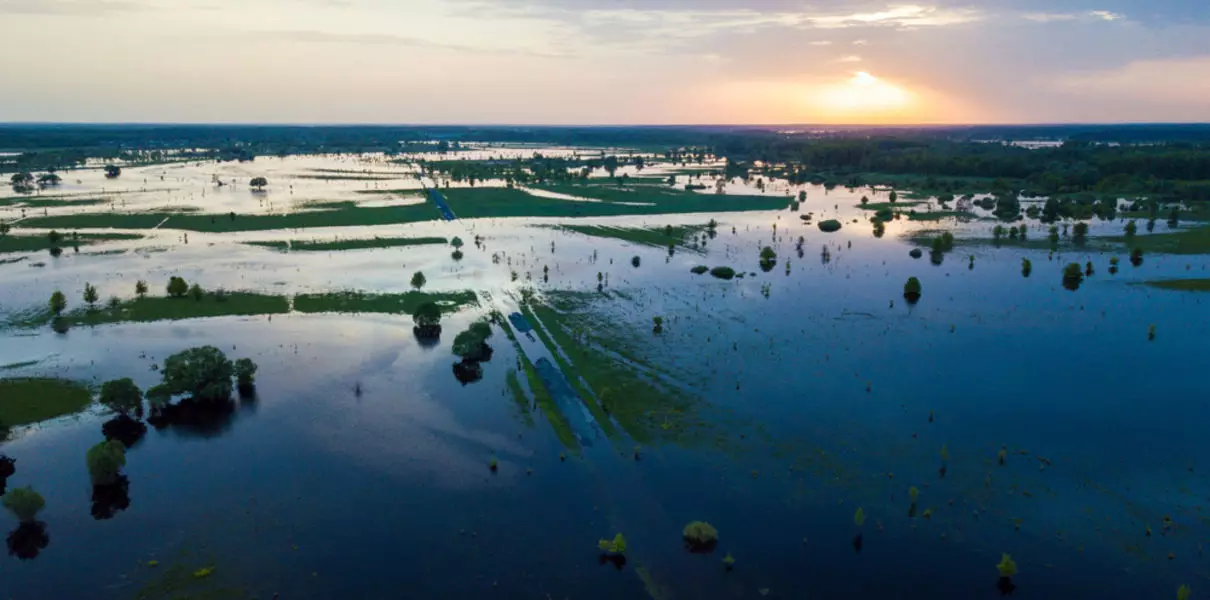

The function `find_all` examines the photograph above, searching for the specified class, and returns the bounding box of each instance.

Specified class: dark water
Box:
[1,204,1209,599]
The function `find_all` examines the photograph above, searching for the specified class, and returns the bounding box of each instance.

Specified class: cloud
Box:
[250,29,559,57]
[1022,10,1125,23]
[837,55,864,62]
[810,40,834,46]
[804,4,981,29]
[0,0,148,15]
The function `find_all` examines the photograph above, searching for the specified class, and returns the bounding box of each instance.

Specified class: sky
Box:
[0,0,1207,125]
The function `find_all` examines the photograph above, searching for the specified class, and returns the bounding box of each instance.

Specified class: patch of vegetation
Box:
[442,185,786,219]
[0,232,141,255]
[906,210,977,222]
[293,290,477,316]
[709,266,736,280]
[19,203,441,233]
[0,378,93,427]
[690,265,709,275]
[683,521,719,553]
[86,440,127,485]
[1103,225,1210,255]
[1,486,44,523]
[1140,279,1210,292]
[246,236,447,252]
[818,219,842,233]
[13,292,291,330]
[554,224,706,252]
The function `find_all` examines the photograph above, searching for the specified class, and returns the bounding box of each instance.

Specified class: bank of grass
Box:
[0,197,110,209]
[525,301,698,445]
[1140,279,1210,292]
[906,210,980,222]
[294,290,478,315]
[858,201,924,211]
[853,172,1005,197]
[441,185,786,220]
[0,378,93,427]
[1103,226,1210,255]
[246,236,447,252]
[6,290,477,330]
[532,182,787,213]
[554,224,707,252]
[0,232,141,254]
[498,314,578,449]
[18,203,442,232]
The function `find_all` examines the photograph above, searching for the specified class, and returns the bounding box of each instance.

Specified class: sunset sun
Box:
[812,71,915,122]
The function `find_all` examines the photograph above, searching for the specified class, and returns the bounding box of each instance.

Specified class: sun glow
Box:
[812,71,915,122]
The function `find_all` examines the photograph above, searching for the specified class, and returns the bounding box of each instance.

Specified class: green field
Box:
[0,232,142,254]
[1140,279,1210,292]
[247,236,447,252]
[554,224,708,251]
[0,378,93,427]
[293,290,478,315]
[906,210,980,222]
[1103,226,1210,255]
[18,204,442,232]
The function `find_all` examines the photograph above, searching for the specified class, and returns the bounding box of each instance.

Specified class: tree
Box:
[410,271,426,290]
[1124,220,1137,237]
[250,177,268,190]
[1072,222,1089,245]
[861,195,869,205]
[1062,262,1084,291]
[1131,247,1144,266]
[49,290,67,315]
[682,521,719,553]
[86,440,126,485]
[0,221,8,237]
[631,256,641,268]
[451,236,464,249]
[189,283,204,300]
[903,277,922,303]
[104,165,121,178]
[2,486,45,523]
[167,276,189,298]
[159,346,235,402]
[603,155,619,177]
[100,378,142,417]
[1021,258,1032,277]
[83,283,99,308]
[47,230,62,245]
[652,316,664,334]
[889,190,898,203]
[413,302,442,338]
[234,358,258,389]
[135,280,148,297]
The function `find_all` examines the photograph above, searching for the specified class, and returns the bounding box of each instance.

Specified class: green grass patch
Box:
[1103,226,1210,255]
[0,378,93,427]
[858,201,924,211]
[0,197,109,209]
[293,290,477,315]
[1140,279,1210,292]
[554,224,706,251]
[498,314,578,450]
[246,236,447,252]
[294,174,398,181]
[532,182,787,214]
[18,203,442,233]
[906,210,979,222]
[527,302,698,445]
[0,233,141,254]
[440,185,786,220]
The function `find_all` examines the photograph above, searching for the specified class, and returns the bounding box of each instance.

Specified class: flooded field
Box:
[2,148,1209,599]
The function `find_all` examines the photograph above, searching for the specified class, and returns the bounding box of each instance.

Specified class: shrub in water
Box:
[167,276,189,298]
[234,358,258,389]
[413,302,442,339]
[86,440,126,485]
[683,521,719,552]
[903,277,922,303]
[818,219,842,233]
[159,346,235,402]
[710,267,736,280]
[690,265,709,275]
[2,486,44,523]
[100,378,143,417]
[1062,263,1084,291]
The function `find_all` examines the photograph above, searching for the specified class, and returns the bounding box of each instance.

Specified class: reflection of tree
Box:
[148,396,249,439]
[996,577,1017,595]
[0,455,14,495]
[413,328,441,350]
[452,360,483,385]
[6,521,49,561]
[91,475,131,520]
[597,553,627,570]
[102,414,147,448]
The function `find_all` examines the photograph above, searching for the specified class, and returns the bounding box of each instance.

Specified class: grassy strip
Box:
[355,189,425,196]
[0,197,110,209]
[532,182,788,213]
[1103,226,1210,255]
[905,210,980,222]
[246,236,447,252]
[857,201,924,211]
[293,290,477,315]
[0,378,93,427]
[294,174,398,181]
[0,233,141,254]
[498,314,578,450]
[1140,279,1210,292]
[504,369,536,426]
[520,303,618,439]
[18,203,441,232]
[554,224,706,251]
[530,302,701,444]
[441,185,786,219]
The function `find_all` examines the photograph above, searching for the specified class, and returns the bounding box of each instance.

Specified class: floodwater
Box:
[1,151,1209,599]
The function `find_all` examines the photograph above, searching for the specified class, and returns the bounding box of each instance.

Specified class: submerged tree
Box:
[3,486,48,561]
[903,277,922,304]
[1062,262,1084,291]
[852,507,866,553]
[2,486,44,523]
[1124,220,1137,238]
[1130,247,1144,267]
[413,302,442,339]
[1021,258,1032,278]
[86,440,126,486]
[83,283,99,309]
[100,378,143,418]
[104,165,121,178]
[410,271,426,290]
[250,177,268,191]
[682,521,719,553]
[234,358,258,394]
[652,316,664,334]
[157,346,235,402]
[996,553,1019,595]
[49,290,67,315]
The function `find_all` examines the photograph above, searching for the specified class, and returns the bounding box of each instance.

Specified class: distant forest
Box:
[2,123,1209,201]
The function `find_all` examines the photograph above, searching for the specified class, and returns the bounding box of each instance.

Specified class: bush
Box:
[598,533,627,555]
[631,256,641,268]
[690,265,709,275]
[234,358,258,387]
[452,328,492,362]
[818,219,842,233]
[189,283,205,301]
[49,290,67,315]
[903,277,922,301]
[250,177,268,189]
[759,246,777,261]
[135,280,148,297]
[1131,247,1144,266]
[909,248,923,259]
[451,250,463,261]
[875,208,893,222]
[410,271,426,290]
[413,302,442,328]
[683,521,719,552]
[451,237,464,249]
[1124,220,1137,237]
[652,316,663,334]
[83,283,99,307]
[100,378,143,417]
[167,276,189,298]
[709,266,736,280]
[159,346,235,402]
[86,440,126,485]
[1021,258,1032,277]
[1,486,45,523]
